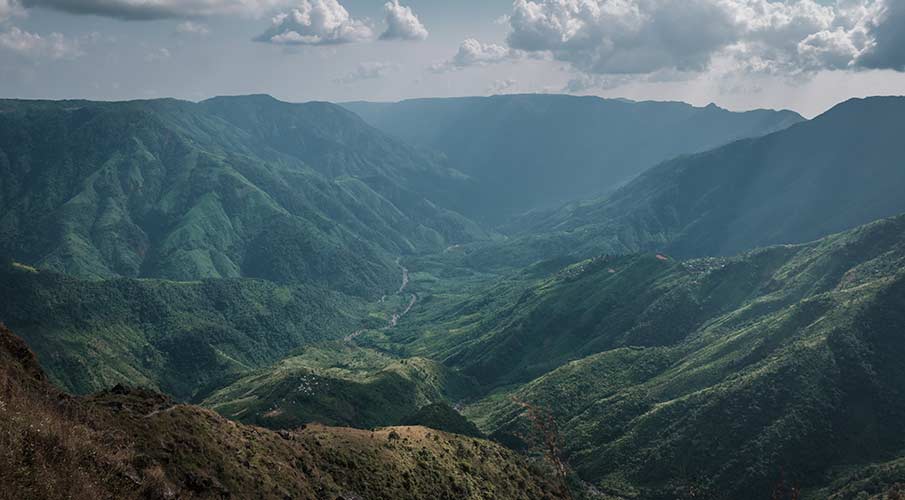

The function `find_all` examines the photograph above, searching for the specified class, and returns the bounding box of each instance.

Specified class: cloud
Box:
[19,0,289,20]
[857,0,905,71]
[176,21,211,36]
[487,78,518,93]
[431,38,515,72]
[380,0,427,41]
[503,0,905,78]
[0,25,84,59]
[1,0,23,21]
[255,0,372,45]
[334,61,399,84]
[507,0,737,75]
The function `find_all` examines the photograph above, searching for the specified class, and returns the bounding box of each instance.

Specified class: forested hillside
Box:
[401,215,905,499]
[0,261,365,399]
[0,96,485,295]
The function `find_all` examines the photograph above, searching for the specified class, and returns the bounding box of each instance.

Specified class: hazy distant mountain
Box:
[0,96,486,295]
[344,94,803,222]
[476,96,905,266]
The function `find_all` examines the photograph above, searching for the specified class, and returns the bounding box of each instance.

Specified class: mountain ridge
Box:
[463,95,905,269]
[0,95,487,294]
[343,93,804,222]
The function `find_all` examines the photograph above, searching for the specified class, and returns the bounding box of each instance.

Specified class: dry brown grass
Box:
[0,323,569,500]
[0,366,132,499]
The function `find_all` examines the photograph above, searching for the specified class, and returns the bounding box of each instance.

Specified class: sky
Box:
[0,0,904,117]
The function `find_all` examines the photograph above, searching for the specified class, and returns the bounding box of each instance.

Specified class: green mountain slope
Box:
[0,262,365,399]
[203,343,477,430]
[198,214,905,498]
[0,96,486,295]
[436,215,905,499]
[344,94,802,221]
[0,324,569,500]
[492,96,905,266]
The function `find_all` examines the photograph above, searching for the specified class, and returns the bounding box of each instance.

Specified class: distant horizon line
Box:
[2,92,903,119]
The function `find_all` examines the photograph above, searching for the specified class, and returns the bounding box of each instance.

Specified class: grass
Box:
[0,323,568,499]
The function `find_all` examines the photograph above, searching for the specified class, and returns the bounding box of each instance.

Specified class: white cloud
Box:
[503,0,905,78]
[857,0,905,70]
[176,21,211,35]
[0,26,83,59]
[431,38,515,72]
[487,78,518,93]
[380,0,427,41]
[20,0,290,20]
[255,0,372,46]
[334,61,399,84]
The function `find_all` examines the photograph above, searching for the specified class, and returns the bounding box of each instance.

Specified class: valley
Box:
[2,93,904,499]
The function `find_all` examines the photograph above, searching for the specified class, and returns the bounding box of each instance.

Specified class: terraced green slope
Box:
[0,96,486,296]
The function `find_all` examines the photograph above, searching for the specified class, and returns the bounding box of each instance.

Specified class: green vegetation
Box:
[202,214,905,498]
[0,263,366,399]
[401,403,485,439]
[4,94,905,498]
[0,324,568,500]
[203,343,477,429]
[0,96,486,296]
[448,215,905,499]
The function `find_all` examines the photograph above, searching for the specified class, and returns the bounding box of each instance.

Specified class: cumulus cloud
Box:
[380,0,427,41]
[503,0,905,78]
[20,0,289,20]
[334,61,399,84]
[176,21,211,35]
[0,26,84,59]
[857,0,905,70]
[255,0,372,45]
[431,38,515,72]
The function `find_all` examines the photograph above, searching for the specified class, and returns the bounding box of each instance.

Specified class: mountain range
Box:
[2,92,904,500]
[344,94,803,222]
[460,96,905,269]
[0,96,484,295]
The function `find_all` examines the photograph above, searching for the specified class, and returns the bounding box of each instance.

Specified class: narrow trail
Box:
[345,258,416,343]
